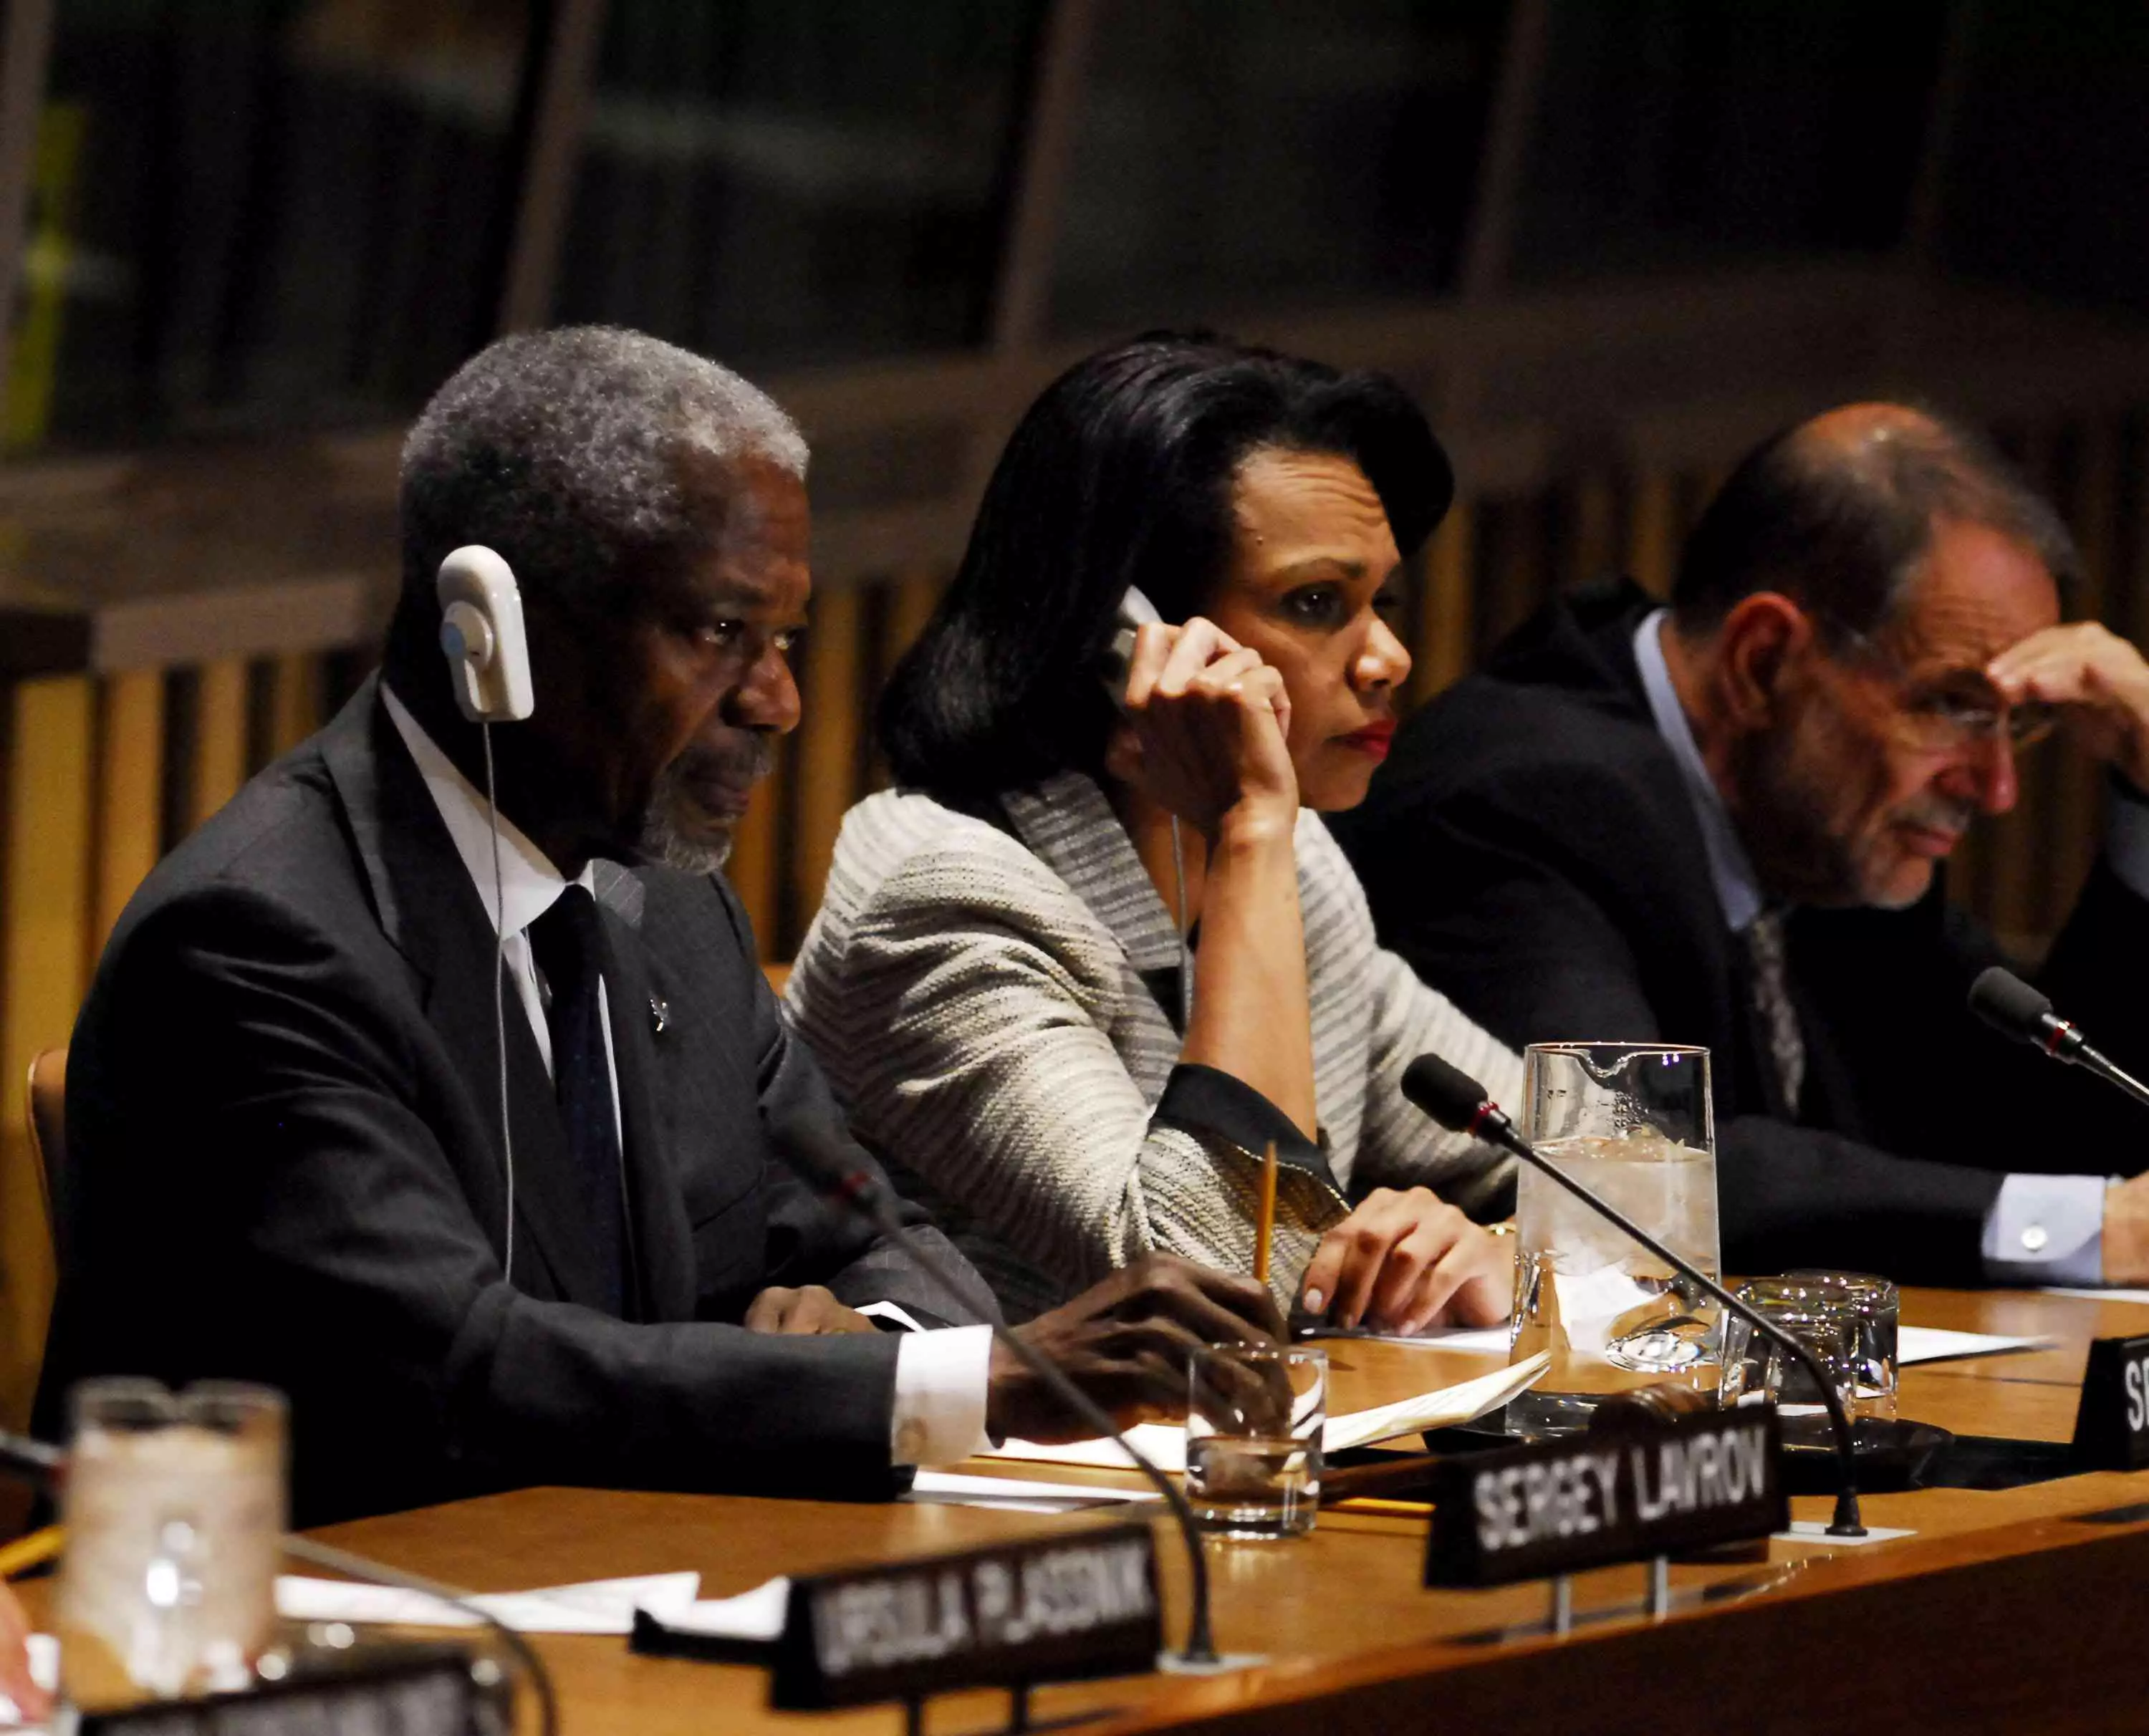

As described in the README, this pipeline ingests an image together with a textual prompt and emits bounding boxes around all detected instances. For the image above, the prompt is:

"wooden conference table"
[297,1288,2149,1735]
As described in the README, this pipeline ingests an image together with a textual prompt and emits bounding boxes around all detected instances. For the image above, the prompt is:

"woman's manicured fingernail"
[1304,1288,1325,1313]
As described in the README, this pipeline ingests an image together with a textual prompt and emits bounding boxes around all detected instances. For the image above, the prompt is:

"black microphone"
[772,1113,1229,1670]
[1401,1052,1867,1538]
[1969,966,2149,1111]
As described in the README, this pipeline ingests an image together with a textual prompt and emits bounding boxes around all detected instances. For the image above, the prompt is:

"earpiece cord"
[481,720,516,1286]
[1169,814,1191,1031]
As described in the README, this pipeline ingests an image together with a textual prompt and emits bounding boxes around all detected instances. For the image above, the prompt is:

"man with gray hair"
[38,326,1284,1525]
[1338,402,2149,1288]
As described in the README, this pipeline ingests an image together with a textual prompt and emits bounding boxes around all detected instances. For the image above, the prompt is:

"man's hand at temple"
[1989,622,2149,791]
[1297,1188,1514,1334]
[743,1285,881,1336]
[985,1253,1287,1442]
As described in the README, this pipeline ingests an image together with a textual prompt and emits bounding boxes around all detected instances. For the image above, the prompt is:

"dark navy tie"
[527,884,630,1316]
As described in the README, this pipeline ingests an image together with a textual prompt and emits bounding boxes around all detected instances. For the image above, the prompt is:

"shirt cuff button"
[2021,1224,2050,1253]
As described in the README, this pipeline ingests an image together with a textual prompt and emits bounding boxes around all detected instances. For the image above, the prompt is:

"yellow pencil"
[0,1525,62,1579]
[1330,1498,1433,1518]
[1254,1139,1279,1286]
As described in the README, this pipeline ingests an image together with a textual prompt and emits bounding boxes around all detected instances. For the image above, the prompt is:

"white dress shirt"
[1633,612,2112,1283]
[380,685,992,1465]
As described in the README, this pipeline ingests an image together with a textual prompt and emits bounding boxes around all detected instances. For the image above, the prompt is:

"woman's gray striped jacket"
[785,772,1522,1320]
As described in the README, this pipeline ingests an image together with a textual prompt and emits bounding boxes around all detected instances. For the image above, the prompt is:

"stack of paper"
[274,1571,700,1635]
[986,1352,1551,1473]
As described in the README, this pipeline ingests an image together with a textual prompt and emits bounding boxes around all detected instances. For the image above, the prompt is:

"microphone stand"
[799,1164,1226,1669]
[1404,1060,1867,1537]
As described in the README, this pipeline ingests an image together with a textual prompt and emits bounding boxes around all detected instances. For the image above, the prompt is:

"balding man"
[1335,405,2149,1286]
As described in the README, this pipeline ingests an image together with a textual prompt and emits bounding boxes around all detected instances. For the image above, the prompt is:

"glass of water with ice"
[1506,1043,1722,1437]
[57,1379,286,1711]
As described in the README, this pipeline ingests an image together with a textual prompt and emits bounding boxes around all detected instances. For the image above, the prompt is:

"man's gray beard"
[639,810,734,876]
[1734,729,1976,911]
[637,746,771,877]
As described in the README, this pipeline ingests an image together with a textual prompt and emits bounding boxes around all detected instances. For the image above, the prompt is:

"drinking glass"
[1722,1273,1899,1427]
[1788,1270,1899,1421]
[1185,1344,1325,1539]
[57,1379,287,1710]
[1506,1043,1723,1437]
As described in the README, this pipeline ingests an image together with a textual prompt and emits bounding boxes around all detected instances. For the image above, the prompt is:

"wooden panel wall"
[2,406,2145,1421]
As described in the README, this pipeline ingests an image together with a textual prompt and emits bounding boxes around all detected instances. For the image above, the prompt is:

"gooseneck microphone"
[1401,1053,1867,1538]
[1968,967,2149,1111]
[773,1115,1227,1670]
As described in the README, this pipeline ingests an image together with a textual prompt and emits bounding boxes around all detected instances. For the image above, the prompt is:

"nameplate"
[768,1522,1162,1711]
[2071,1334,2149,1470]
[1425,1407,1787,1588]
[77,1647,485,1735]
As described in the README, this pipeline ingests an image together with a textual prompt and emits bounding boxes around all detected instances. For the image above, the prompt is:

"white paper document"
[1896,1326,2047,1364]
[274,1570,700,1635]
[986,1353,1551,1472]
[905,1470,1160,1511]
[651,1577,792,1643]
[1307,1324,1511,1354]
[1774,1520,1916,1548]
[2043,1286,2149,1305]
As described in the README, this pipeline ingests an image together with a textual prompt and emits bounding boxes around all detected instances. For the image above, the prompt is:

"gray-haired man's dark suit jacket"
[35,676,995,1525]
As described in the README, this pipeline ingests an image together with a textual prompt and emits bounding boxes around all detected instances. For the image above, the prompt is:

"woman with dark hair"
[787,333,1522,1325]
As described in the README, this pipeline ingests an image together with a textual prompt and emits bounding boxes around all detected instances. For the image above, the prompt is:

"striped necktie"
[1742,909,1806,1115]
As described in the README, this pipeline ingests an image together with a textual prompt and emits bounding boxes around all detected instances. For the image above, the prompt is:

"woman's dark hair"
[878,332,1453,806]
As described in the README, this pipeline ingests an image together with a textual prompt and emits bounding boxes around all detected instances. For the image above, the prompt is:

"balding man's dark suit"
[1333,579,2149,1286]
[36,677,993,1525]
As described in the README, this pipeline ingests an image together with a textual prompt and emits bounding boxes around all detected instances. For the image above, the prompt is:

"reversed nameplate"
[2071,1334,2149,1471]
[77,1649,484,1735]
[1426,1407,1787,1588]
[769,1521,1161,1711]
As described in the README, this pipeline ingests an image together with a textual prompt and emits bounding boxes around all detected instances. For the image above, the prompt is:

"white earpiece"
[437,546,534,723]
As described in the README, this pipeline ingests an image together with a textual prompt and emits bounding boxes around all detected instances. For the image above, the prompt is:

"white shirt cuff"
[2104,776,2149,902]
[1981,1172,2109,1284]
[890,1324,994,1466]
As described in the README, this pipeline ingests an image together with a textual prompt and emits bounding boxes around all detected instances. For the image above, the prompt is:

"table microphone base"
[1157,1650,1267,1675]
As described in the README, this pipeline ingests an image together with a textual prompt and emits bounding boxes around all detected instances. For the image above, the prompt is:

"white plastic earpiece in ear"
[440,600,495,670]
[436,546,534,722]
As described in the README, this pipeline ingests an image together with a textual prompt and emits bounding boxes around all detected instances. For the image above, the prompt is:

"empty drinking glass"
[1185,1344,1325,1538]
[1722,1273,1899,1428]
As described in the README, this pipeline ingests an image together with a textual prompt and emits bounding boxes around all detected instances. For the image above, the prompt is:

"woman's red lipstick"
[1340,719,1396,758]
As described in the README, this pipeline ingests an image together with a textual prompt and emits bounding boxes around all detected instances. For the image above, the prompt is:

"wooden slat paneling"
[92,668,163,948]
[0,675,92,1428]
[1413,499,1475,703]
[188,655,249,833]
[267,652,325,761]
[794,585,864,929]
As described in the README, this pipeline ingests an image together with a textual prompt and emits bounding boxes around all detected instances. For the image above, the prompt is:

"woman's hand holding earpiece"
[1110,618,1298,841]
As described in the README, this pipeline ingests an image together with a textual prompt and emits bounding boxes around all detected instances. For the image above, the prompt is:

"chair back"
[23,1048,62,1224]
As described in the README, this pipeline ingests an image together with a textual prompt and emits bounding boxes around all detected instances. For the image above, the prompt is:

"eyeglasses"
[1823,622,2059,751]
